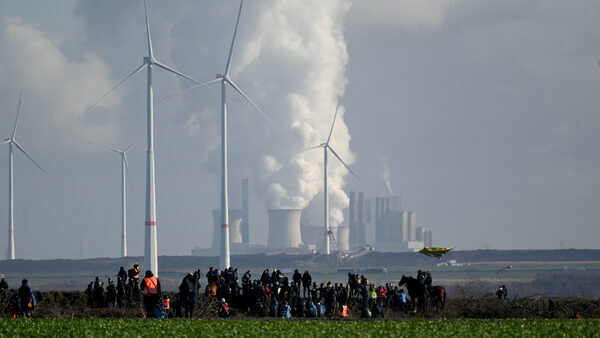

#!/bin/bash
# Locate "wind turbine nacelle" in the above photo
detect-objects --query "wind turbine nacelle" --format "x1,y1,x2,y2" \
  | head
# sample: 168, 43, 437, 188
217, 74, 223, 79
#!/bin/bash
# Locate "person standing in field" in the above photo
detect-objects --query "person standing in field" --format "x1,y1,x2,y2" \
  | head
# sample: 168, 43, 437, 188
0, 278, 9, 303
302, 270, 312, 298
18, 279, 36, 318
141, 270, 161, 318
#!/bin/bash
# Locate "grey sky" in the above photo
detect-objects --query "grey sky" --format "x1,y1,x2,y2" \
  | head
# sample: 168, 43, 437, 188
0, 0, 599, 259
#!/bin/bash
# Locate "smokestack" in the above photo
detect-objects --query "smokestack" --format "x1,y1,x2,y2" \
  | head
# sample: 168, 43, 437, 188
357, 192, 366, 245
416, 226, 425, 242
408, 212, 416, 241
212, 210, 243, 249
267, 209, 302, 248
401, 211, 408, 242
426, 230, 433, 247
375, 198, 382, 241
349, 191, 357, 248
242, 179, 249, 246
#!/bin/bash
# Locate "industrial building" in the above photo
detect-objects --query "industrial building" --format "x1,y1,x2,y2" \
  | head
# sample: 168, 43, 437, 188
350, 192, 435, 253
193, 184, 435, 257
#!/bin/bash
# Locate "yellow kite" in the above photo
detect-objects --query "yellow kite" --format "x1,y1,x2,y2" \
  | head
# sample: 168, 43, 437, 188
418, 247, 453, 259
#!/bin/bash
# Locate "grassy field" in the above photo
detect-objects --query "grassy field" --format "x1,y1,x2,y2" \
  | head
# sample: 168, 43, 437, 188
0, 318, 598, 337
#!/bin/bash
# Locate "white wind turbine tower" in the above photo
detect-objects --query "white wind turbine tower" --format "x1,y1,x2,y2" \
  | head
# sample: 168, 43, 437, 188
305, 98, 356, 255
1, 93, 47, 260
197, 0, 269, 270
91, 142, 134, 258
86, 0, 208, 275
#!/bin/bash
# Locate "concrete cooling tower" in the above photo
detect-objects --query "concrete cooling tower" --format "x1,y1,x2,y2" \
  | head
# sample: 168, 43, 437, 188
212, 210, 243, 249
267, 209, 302, 248
335, 226, 350, 251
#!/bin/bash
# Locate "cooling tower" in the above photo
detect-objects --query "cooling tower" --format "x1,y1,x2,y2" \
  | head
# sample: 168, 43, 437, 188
408, 211, 417, 241
301, 226, 322, 248
212, 210, 243, 248
267, 209, 302, 248
334, 226, 350, 251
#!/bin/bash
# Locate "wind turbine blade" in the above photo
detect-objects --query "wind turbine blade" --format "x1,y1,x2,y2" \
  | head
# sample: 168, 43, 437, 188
12, 140, 47, 174
156, 78, 221, 101
12, 91, 22, 139
153, 61, 213, 90
123, 141, 136, 153
224, 0, 244, 76
227, 79, 272, 123
123, 153, 134, 191
144, 0, 154, 59
88, 141, 121, 154
326, 97, 341, 144
84, 63, 146, 114
327, 145, 358, 179
292, 145, 322, 155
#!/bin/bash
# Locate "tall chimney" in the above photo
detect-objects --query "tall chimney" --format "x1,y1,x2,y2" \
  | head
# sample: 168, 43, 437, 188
242, 179, 249, 246
349, 191, 357, 248
357, 192, 366, 245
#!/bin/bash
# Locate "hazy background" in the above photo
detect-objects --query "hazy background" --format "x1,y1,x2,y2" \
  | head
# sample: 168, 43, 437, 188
0, 0, 599, 259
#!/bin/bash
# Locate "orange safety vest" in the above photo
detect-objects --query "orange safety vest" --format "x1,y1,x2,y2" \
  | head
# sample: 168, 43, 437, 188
133, 268, 140, 280
340, 305, 349, 317
162, 298, 170, 310
143, 276, 158, 295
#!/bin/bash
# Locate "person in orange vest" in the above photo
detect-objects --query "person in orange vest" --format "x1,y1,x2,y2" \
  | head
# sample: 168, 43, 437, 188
339, 303, 350, 319
162, 295, 170, 318
141, 270, 161, 318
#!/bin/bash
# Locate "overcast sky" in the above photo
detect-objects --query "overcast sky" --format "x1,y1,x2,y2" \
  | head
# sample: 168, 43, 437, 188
0, 0, 599, 260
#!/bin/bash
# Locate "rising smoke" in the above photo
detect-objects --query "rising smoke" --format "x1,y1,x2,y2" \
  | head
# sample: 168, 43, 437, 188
231, 0, 355, 227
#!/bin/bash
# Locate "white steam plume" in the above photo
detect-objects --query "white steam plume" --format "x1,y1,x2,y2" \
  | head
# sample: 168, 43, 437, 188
231, 0, 353, 227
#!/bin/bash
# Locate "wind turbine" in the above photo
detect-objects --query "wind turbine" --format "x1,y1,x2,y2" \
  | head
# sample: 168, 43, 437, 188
91, 142, 134, 258
304, 98, 356, 255
198, 0, 269, 270
85, 0, 208, 275
1, 92, 47, 260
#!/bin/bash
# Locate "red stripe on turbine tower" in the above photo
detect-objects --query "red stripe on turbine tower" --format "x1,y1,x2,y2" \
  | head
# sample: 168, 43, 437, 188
221, 224, 229, 228
145, 221, 157, 226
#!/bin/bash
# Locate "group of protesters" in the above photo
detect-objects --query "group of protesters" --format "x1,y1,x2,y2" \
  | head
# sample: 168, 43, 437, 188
79, 265, 422, 319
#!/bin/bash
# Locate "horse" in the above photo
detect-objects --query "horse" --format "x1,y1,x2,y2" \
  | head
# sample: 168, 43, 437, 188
430, 286, 446, 310
399, 275, 427, 313
205, 283, 218, 297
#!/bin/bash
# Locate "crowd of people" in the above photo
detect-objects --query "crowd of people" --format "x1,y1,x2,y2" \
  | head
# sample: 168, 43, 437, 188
0, 265, 455, 319
79, 265, 422, 319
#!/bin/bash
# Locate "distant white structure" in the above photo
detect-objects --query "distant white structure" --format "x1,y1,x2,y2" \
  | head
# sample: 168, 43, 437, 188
87, 0, 207, 276
91, 141, 135, 258
2, 93, 46, 260
268, 209, 302, 248
212, 210, 243, 249
369, 196, 433, 253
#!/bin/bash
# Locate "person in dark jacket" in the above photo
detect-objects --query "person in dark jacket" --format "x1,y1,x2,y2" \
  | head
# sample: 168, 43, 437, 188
301, 270, 312, 298
18, 279, 36, 317
85, 282, 94, 307
106, 278, 117, 308
117, 266, 127, 283
179, 272, 201, 318
0, 278, 9, 303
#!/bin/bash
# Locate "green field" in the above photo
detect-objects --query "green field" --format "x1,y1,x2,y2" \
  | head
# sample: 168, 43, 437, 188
1, 318, 598, 337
